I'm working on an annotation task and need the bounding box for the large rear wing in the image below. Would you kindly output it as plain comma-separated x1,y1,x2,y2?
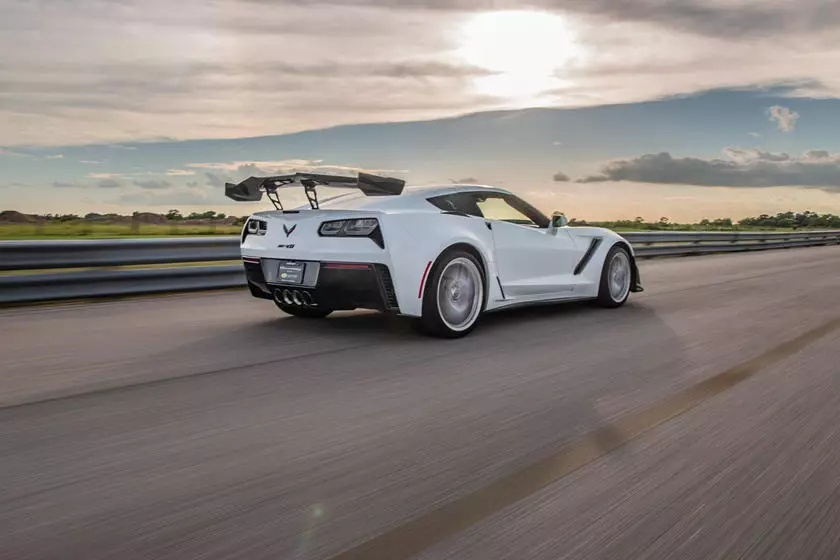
225,171,406,210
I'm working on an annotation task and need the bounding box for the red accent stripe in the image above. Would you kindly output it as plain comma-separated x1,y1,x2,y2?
323,263,371,270
242,257,261,264
418,260,433,298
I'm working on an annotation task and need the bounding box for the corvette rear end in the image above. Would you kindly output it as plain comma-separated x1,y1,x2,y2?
240,210,400,314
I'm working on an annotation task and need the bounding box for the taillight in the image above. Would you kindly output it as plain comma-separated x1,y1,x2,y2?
242,218,267,242
318,218,378,237
318,218,384,248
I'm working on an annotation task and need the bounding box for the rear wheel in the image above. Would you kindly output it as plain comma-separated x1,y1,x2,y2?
274,301,333,318
417,249,485,338
596,244,632,308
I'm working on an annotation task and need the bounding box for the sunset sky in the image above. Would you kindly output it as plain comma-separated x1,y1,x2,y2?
2,0,840,221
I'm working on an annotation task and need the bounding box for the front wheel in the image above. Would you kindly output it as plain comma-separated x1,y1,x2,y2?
596,245,632,308
416,250,485,338
274,301,333,318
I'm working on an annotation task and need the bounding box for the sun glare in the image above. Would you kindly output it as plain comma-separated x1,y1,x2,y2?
457,11,581,104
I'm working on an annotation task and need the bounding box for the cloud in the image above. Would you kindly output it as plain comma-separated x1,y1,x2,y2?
87,172,124,179
117,185,217,206
45,154,64,159
133,179,171,190
748,132,762,138
97,179,122,188
578,149,840,190
805,149,830,159
269,1,840,39
200,163,273,189
204,172,229,189
767,105,800,131
722,147,790,162
187,160,322,171
553,171,570,182
0,148,31,157
52,181,83,188
235,163,273,177
253,60,493,79
79,160,105,164
2,0,840,147
0,51,500,146
166,169,195,176
196,162,297,190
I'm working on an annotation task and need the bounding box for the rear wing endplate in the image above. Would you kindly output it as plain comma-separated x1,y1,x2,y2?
225,171,406,210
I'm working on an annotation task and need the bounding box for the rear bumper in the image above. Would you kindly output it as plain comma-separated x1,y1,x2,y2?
243,258,399,312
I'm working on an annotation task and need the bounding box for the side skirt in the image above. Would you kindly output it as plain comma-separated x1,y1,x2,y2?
484,295,596,314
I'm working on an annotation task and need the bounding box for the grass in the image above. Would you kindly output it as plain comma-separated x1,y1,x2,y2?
607,226,795,233
576,221,807,233
0,221,827,240
0,222,242,240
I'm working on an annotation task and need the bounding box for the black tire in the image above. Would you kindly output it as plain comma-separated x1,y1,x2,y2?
415,249,486,338
596,244,632,308
274,301,333,318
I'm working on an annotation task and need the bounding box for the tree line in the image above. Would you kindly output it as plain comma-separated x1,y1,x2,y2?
569,210,840,230
32,210,246,224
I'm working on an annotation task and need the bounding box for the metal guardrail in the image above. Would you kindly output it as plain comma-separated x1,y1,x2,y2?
622,230,840,256
0,236,241,271
1,230,839,304
0,265,243,304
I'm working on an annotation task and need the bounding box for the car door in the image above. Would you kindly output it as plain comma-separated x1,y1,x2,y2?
472,193,582,299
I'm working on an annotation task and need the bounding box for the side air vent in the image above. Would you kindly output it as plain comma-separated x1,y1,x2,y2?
574,237,603,275
374,264,399,310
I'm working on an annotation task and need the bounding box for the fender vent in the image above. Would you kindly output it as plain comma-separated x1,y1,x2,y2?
574,237,603,275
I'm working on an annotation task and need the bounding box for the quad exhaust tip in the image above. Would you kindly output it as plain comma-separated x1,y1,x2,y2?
277,288,314,307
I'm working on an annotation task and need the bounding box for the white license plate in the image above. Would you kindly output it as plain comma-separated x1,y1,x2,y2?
276,261,304,284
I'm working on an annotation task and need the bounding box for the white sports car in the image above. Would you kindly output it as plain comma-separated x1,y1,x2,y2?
226,171,643,337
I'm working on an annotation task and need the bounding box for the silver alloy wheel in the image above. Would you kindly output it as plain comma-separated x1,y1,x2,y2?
608,250,631,302
436,256,483,332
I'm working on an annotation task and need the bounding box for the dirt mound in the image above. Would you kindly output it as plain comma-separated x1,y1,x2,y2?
131,212,167,225
181,218,239,226
84,213,132,224
0,210,40,224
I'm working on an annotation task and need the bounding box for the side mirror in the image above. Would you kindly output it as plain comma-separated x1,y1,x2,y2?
550,212,568,231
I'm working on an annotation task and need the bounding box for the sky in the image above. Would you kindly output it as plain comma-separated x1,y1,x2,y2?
2,0,840,221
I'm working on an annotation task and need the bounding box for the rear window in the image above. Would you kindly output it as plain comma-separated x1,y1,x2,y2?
427,193,482,216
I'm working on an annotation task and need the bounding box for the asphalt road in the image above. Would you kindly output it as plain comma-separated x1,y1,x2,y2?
2,246,840,560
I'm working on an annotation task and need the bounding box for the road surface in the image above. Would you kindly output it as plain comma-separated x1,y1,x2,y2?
2,246,840,560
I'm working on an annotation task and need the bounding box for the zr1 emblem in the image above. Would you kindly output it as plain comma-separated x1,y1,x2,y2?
277,244,296,249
